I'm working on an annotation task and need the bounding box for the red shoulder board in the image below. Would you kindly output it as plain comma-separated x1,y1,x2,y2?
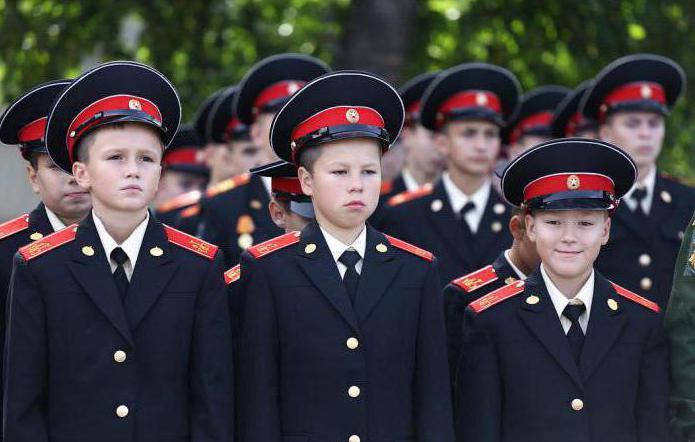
157,190,201,213
180,204,201,218
469,280,525,314
224,264,240,285
0,214,30,241
163,225,218,260
19,224,78,261
385,235,434,262
380,180,394,195
247,231,300,259
206,173,251,198
610,282,660,313
387,183,433,207
452,265,498,293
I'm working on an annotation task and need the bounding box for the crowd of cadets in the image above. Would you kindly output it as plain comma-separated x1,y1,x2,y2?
0,51,693,441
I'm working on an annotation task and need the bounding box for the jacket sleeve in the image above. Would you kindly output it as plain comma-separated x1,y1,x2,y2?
238,252,281,442
3,254,49,442
443,283,466,388
636,312,669,441
191,251,235,442
415,259,455,441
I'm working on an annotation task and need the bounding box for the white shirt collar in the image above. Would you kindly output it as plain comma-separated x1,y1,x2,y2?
261,176,273,197
503,249,527,280
622,167,656,214
401,168,421,192
441,172,491,233
541,263,594,334
319,224,367,277
92,210,150,281
44,207,67,232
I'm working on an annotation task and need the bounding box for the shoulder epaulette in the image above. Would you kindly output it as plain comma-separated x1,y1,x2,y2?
469,280,525,314
610,281,660,313
452,265,498,293
380,180,393,195
385,235,434,262
0,214,30,241
387,183,433,207
206,173,251,198
180,204,201,218
247,231,300,259
224,264,240,285
19,224,78,261
157,190,201,213
163,224,218,260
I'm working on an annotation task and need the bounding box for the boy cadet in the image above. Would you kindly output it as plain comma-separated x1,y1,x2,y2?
583,54,695,309
380,63,519,285
238,71,454,441
4,61,234,442
202,54,330,266
550,80,599,139
457,138,668,441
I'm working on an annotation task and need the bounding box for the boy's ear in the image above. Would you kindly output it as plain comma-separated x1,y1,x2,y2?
298,166,314,196
72,161,91,191
525,213,537,242
26,164,40,194
267,200,287,230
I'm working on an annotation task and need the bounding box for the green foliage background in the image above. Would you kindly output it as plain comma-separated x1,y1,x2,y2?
1,0,693,180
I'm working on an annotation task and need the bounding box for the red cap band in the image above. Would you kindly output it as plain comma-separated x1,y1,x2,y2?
67,94,162,162
509,111,554,144
600,81,666,121
405,100,421,126
272,177,303,194
524,173,614,201
224,117,245,141
163,148,204,167
436,91,501,128
18,117,47,143
253,80,306,115
565,112,592,137
291,106,385,143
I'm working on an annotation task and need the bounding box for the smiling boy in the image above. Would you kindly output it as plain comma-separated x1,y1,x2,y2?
237,71,454,441
456,138,668,441
4,61,233,442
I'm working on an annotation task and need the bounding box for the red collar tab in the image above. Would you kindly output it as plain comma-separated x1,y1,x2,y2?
253,80,307,116
18,117,47,143
600,81,666,121
291,105,386,144
67,94,162,162
509,111,554,144
524,173,615,202
436,90,501,128
163,148,205,167
272,177,303,195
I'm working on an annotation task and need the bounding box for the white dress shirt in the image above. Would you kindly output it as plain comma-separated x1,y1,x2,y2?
541,264,594,334
401,168,421,192
622,167,656,215
503,249,528,280
320,225,367,278
261,176,273,197
441,172,490,234
92,210,149,281
44,207,67,232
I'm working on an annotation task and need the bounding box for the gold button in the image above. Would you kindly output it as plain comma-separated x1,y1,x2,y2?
82,246,95,256
346,337,359,350
116,405,129,418
304,243,317,254
349,435,361,442
113,350,127,363
149,246,163,257
638,254,651,267
376,243,388,253
607,299,618,311
29,232,43,241
348,386,361,398
640,277,653,291
571,398,584,411
491,221,502,232
493,203,506,215
430,199,443,212
526,295,540,305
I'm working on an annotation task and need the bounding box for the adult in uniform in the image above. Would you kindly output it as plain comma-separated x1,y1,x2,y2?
550,80,599,139
457,138,667,441
583,53,695,309
201,54,330,266
238,71,454,441
4,61,234,442
380,63,520,285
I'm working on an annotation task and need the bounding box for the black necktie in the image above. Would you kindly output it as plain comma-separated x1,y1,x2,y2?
111,247,130,301
459,201,476,241
562,302,586,364
631,187,648,217
339,249,361,305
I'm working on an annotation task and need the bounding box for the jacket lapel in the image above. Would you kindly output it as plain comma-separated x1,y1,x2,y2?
123,217,178,329
517,273,584,389
353,226,402,322
28,203,55,236
295,222,360,333
426,181,475,269
473,190,511,268
67,214,133,345
579,273,626,381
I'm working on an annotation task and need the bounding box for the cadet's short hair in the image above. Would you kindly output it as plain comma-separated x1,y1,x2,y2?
297,145,326,173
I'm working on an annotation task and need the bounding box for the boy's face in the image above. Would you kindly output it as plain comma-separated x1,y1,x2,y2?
73,125,163,215
507,134,553,161
250,112,280,164
599,111,664,172
401,124,444,177
436,119,500,177
154,169,207,205
268,199,311,233
227,139,262,174
298,138,381,232
27,153,91,219
526,209,610,281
